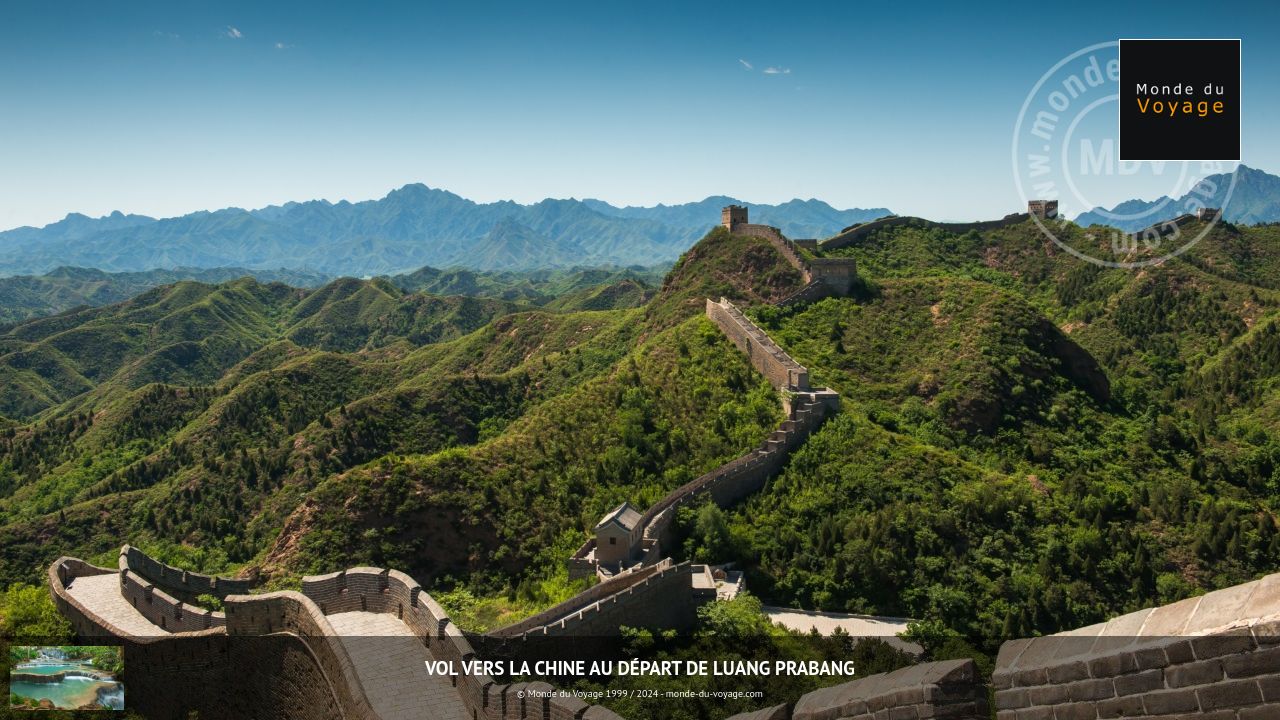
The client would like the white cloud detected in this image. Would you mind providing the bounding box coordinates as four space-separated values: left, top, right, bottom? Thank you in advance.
738 58 753 70
153 30 180 40
274 42 293 50
225 26 243 39
763 67 791 75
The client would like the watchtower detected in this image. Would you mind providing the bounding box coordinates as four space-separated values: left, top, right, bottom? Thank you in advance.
722 204 748 230
1027 200 1059 219
1198 207 1221 221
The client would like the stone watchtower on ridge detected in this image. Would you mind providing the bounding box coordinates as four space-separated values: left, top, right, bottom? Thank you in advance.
1027 200 1059 219
722 204 748 231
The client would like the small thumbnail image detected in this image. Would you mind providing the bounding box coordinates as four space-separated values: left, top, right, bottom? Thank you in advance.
9 645 124 711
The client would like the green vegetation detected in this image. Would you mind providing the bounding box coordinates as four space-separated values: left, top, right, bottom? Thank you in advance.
573 594 914 720
644 226 806 330
391 264 666 309
682 220 1280 652
0 217 1277 688
0 232 784 620
0 584 72 641
0 266 332 326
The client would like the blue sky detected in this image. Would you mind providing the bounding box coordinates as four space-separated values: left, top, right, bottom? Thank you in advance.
2 0 1277 230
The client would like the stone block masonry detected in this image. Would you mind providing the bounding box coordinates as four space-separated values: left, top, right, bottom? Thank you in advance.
493 561 669 637
706 297 810 391
993 571 1280 719
119 543 254 602
496 562 714 638
568 297 838 580
722 205 857 303
50 548 1280 720
722 659 989 720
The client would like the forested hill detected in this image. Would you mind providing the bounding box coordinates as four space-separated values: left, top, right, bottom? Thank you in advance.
1 218 1278 654
0 263 668 326
707 219 1280 648
0 226 804 606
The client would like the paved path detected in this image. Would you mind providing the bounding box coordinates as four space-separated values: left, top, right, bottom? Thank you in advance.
762 606 921 654
64 573 169 638
326 611 469 720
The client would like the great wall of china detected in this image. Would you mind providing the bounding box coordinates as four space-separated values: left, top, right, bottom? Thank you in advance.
48 543 1280 720
43 205 1279 719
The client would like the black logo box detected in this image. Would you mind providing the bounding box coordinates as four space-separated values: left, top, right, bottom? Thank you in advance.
1119 39 1240 161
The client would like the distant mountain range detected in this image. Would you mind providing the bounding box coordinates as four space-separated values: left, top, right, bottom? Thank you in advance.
0 188 890 277
1076 164 1280 231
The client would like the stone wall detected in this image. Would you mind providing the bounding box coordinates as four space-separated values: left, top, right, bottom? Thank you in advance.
568 298 837 582
507 562 714 638
730 222 859 301
493 562 668 637
225 589 380 720
731 223 813 282
707 297 810 391
821 213 1030 250
635 396 828 555
119 563 225 632
722 660 988 720
48 554 356 720
119 543 254 602
775 280 833 308
1131 213 1196 242
807 258 858 295
293 565 639 719
994 571 1280 719
122 632 349 720
48 557 123 639
298 566 487 707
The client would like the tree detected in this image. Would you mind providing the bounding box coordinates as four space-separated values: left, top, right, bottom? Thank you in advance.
0 584 72 641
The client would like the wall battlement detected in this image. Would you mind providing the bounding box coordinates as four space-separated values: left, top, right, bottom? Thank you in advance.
119 544 255 602
761 659 987 720
50 551 1280 720
569 297 837 580
993 571 1280 719
722 206 858 301
707 297 810 391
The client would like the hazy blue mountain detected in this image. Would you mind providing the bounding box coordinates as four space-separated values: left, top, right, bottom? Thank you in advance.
1076 164 1280 231
456 219 586 271
0 210 155 251
0 185 891 276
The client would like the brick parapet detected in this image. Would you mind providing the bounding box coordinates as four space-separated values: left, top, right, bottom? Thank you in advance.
730 223 814 282
512 561 708 638
224 589 380 720
48 556 140 641
791 659 987 720
993 572 1280 719
492 561 668 638
707 297 810 391
119 543 254 601
119 564 226 633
